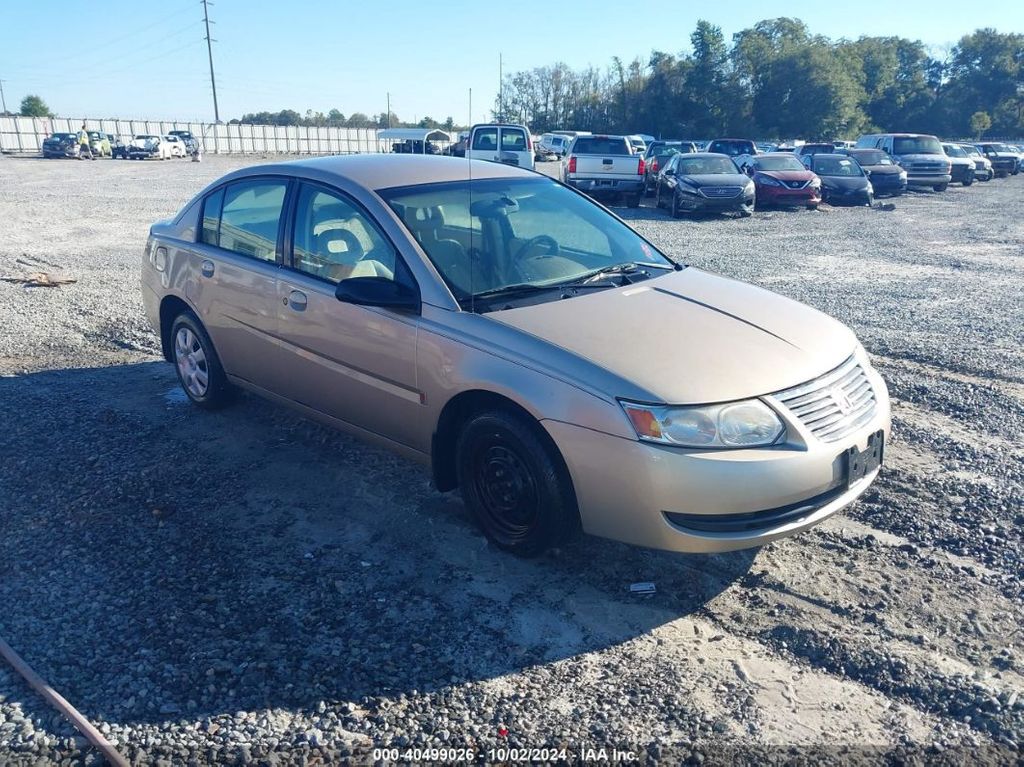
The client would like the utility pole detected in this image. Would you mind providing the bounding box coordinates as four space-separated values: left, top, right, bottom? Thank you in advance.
202 0 220 123
386 92 391 128
498 53 503 122
0 80 8 114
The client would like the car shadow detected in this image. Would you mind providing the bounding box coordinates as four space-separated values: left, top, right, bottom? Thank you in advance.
0 361 757 728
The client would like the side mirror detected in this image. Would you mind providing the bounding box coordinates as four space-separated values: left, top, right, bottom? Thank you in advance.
663 168 675 176
335 277 420 313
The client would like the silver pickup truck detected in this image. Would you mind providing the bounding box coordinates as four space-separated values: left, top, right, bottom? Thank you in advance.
562 135 644 207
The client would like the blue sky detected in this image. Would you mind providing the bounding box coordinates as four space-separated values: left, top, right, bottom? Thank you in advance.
2 1 1021 123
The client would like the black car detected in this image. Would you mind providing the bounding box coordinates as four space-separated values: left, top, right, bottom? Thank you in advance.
168 130 199 154
108 134 130 159
654 152 755 217
975 143 1018 177
810 154 873 206
843 149 906 197
642 141 697 195
41 132 79 158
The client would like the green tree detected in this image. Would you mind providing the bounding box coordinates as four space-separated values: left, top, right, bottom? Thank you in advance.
970 111 992 138
19 94 51 117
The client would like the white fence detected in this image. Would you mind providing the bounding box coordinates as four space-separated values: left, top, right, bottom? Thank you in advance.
0 116 382 155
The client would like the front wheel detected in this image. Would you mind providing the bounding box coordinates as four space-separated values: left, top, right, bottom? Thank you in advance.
170 313 234 409
670 191 681 218
933 183 948 192
456 410 579 557
654 186 662 209
963 175 974 187
625 194 640 209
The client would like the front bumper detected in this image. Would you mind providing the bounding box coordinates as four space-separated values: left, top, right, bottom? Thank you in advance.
544 364 891 554
676 190 755 213
950 165 974 183
867 175 907 195
757 186 821 206
824 186 872 205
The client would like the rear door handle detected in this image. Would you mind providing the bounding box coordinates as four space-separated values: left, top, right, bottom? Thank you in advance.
200 259 214 278
285 290 307 311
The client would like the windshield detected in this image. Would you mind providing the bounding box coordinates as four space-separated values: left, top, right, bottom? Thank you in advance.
706 140 755 156
892 136 942 155
754 155 805 171
379 177 673 308
136 135 158 140
961 145 981 157
50 133 75 140
813 156 864 176
943 144 967 158
851 150 891 165
677 156 739 175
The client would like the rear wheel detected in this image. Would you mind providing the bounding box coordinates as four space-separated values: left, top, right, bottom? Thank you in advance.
456 410 579 557
654 185 663 209
170 312 234 410
962 175 973 187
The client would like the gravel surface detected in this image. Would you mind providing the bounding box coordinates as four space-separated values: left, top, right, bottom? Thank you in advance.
0 153 1021 765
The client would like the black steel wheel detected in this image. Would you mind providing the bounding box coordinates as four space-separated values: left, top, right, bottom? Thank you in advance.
456 410 579 557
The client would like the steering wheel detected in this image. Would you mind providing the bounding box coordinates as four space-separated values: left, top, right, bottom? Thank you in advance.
514 235 560 264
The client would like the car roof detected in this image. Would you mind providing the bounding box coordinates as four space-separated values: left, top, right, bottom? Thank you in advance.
811 153 850 161
229 154 534 190
675 152 734 160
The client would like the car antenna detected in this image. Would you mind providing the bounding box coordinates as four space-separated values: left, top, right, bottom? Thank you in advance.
468 88 475 315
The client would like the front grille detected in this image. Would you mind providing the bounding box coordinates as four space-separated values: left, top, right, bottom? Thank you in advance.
772 355 876 443
906 162 945 173
785 180 809 189
699 185 742 198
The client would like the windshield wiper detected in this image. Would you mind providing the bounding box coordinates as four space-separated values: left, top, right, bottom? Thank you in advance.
568 260 678 285
469 280 613 303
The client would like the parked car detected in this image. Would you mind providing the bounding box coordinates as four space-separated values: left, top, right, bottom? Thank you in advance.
168 130 199 154
627 135 647 155
538 133 571 158
794 143 838 168
142 154 889 557
563 134 644 207
842 149 907 197
110 135 130 159
856 133 951 191
41 132 79 158
654 152 755 217
957 143 993 181
745 153 822 210
939 143 975 186
128 134 173 160
974 143 1019 177
162 134 188 157
704 138 758 170
642 141 697 196
465 123 535 170
88 131 111 158
809 154 873 206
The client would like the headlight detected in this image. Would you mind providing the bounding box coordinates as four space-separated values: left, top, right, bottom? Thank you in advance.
744 180 755 193
620 399 785 449
898 170 907 180
809 178 821 188
676 181 698 194
757 175 782 187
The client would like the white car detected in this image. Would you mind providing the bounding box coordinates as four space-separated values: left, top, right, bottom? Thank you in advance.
162 135 187 157
128 135 173 160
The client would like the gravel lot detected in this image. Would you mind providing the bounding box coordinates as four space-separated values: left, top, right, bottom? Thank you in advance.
0 153 1021 765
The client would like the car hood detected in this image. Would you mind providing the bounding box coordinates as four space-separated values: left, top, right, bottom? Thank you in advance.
862 164 902 176
820 175 869 190
488 268 856 404
755 169 815 182
946 156 973 167
679 173 750 188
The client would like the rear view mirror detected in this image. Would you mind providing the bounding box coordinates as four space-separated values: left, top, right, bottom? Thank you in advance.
336 277 420 313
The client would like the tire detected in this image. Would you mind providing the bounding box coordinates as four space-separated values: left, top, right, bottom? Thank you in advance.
456 410 579 557
654 185 662 209
739 207 753 218
962 175 973 187
626 194 640 209
670 191 681 218
170 312 234 410
806 204 818 211
933 183 947 192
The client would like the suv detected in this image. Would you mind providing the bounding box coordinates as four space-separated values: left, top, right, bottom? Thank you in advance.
704 139 758 171
940 143 975 186
855 133 951 190
974 143 1019 177
642 141 697 195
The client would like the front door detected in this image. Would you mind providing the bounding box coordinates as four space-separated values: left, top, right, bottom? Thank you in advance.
275 182 425 451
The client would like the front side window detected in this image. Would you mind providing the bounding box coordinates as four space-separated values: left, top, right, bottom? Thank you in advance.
292 185 398 283
216 180 287 262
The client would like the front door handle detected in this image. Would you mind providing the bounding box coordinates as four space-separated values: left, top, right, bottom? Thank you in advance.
200 259 214 278
285 290 307 311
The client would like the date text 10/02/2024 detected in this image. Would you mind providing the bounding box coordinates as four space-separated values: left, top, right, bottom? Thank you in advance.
372 747 639 762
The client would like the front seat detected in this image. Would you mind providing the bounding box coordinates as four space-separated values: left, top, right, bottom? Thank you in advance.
315 228 363 281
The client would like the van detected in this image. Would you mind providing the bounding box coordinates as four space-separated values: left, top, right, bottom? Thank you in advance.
539 133 571 157
465 124 535 170
855 133 951 190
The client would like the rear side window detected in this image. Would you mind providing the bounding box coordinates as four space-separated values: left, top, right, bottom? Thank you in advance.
204 180 287 262
472 128 498 151
500 129 527 151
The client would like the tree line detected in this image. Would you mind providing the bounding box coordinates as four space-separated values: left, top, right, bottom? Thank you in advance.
493 18 1024 140
230 110 464 131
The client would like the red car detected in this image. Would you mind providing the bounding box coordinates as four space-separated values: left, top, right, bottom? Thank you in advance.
747 153 822 210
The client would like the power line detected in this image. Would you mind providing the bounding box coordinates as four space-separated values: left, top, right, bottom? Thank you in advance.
202 0 220 122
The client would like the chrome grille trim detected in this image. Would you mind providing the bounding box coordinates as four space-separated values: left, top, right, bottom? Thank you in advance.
699 186 743 198
772 355 877 443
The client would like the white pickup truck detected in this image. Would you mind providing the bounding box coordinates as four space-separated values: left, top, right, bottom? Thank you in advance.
562 135 644 207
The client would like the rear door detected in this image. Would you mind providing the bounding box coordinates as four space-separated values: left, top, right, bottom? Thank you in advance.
274 182 425 451
498 126 535 169
188 177 290 391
